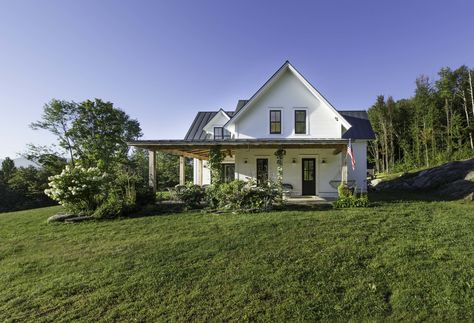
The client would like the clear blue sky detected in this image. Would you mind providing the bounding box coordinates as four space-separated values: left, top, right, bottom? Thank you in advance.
1 0 473 159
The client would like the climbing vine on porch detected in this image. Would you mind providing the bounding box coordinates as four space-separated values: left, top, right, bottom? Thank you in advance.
208 145 224 185
274 148 286 197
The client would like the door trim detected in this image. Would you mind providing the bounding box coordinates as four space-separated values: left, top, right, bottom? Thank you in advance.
299 155 319 196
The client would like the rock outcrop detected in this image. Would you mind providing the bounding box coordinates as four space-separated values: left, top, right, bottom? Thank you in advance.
371 158 474 200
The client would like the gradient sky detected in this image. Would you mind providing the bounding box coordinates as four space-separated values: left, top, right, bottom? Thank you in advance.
1 0 473 159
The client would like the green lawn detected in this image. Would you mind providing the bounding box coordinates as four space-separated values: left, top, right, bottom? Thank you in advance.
1 199 474 321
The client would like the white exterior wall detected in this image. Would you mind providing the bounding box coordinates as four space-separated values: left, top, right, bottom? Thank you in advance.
193 144 368 194
234 148 340 198
232 69 344 139
347 141 368 192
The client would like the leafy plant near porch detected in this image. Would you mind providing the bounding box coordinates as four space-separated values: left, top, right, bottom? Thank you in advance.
174 183 205 209
274 148 286 200
208 145 224 185
333 183 369 208
205 179 280 211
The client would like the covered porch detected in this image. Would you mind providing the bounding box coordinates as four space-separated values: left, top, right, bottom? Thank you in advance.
128 139 351 198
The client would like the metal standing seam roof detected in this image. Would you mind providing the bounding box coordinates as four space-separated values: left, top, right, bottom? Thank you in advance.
184 111 235 141
184 107 375 141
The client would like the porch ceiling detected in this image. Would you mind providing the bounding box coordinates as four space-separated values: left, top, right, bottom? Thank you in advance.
128 139 349 159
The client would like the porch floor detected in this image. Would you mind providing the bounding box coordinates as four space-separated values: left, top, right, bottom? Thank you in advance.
283 196 335 205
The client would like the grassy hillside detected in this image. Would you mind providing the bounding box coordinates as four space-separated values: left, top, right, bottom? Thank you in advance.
1 199 474 321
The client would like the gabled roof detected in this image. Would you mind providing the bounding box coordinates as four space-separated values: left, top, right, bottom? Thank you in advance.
184 111 234 141
225 61 352 130
339 110 375 140
202 108 231 133
235 99 248 113
184 108 374 141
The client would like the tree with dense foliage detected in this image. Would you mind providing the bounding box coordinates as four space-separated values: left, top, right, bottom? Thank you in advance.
1 157 16 182
31 99 142 173
368 65 474 173
30 100 78 164
28 98 145 216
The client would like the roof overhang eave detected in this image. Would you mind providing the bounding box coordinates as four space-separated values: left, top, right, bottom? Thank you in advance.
128 139 350 159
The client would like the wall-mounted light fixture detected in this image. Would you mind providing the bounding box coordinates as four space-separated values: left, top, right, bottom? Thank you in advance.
292 158 297 164
244 158 248 164
321 158 327 164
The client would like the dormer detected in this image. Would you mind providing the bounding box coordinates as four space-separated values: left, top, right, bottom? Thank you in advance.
202 109 232 140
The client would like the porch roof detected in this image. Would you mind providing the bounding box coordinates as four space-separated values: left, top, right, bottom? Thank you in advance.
128 138 349 159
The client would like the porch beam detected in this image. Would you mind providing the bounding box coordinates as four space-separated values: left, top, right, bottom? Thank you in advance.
160 149 208 160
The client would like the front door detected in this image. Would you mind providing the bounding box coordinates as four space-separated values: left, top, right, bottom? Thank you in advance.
302 158 316 195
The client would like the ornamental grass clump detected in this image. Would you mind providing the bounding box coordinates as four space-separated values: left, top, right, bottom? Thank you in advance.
44 165 110 216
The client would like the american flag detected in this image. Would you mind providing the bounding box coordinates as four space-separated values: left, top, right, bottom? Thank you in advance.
347 139 356 170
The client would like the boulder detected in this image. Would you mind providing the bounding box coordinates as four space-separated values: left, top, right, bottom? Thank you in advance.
64 216 94 223
374 158 474 199
370 178 383 187
47 213 76 223
465 171 474 182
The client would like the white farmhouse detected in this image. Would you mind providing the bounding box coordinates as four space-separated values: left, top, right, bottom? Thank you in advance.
130 61 375 198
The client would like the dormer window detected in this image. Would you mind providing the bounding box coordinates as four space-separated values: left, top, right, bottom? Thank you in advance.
214 127 224 140
269 110 281 134
295 110 307 134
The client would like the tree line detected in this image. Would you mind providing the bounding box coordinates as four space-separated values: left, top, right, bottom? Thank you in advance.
368 65 474 173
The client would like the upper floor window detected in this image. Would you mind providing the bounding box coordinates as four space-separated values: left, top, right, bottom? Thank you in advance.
295 110 306 134
214 127 224 140
269 110 281 134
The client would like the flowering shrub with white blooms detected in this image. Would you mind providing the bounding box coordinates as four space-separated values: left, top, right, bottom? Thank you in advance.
45 165 110 215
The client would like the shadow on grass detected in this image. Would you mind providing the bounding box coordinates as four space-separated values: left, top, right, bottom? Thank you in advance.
273 203 333 212
368 190 453 204
124 200 336 219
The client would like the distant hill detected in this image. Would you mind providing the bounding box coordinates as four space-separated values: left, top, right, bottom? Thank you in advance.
0 157 39 168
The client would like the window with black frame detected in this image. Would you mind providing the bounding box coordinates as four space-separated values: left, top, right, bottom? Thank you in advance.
295 110 306 134
214 127 224 140
222 164 235 183
269 110 281 134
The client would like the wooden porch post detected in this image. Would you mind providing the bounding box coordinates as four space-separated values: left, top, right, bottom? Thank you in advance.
179 156 185 185
197 159 203 185
149 150 157 193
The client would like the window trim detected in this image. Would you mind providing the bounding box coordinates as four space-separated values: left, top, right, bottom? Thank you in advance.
294 109 307 134
269 110 282 134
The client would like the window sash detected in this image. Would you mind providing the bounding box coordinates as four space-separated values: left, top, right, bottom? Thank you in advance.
295 110 306 134
214 127 224 140
269 110 281 134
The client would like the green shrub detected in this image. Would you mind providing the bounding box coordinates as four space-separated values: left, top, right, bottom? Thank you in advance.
206 179 280 211
136 186 156 206
93 190 125 218
175 183 205 208
333 183 369 208
44 165 109 215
